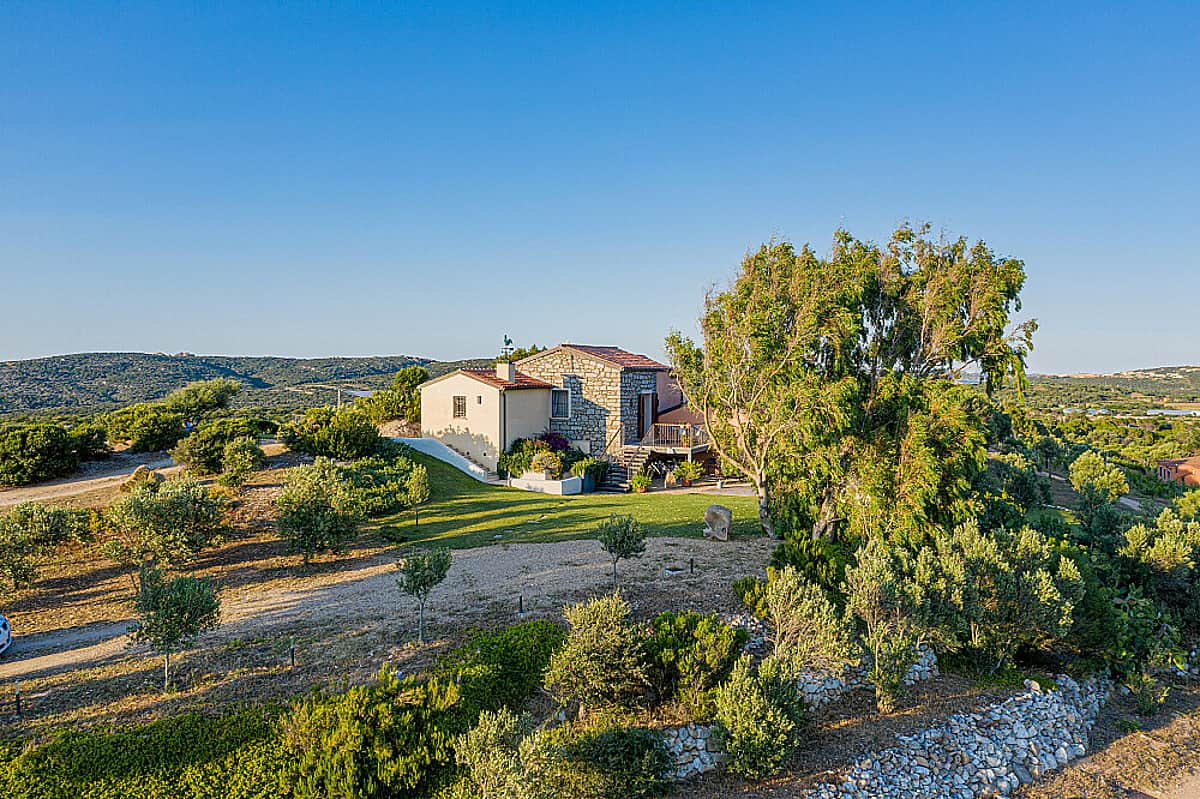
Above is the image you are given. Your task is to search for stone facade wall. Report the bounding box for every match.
[805,675,1111,799]
[518,349,623,456]
[518,348,661,455]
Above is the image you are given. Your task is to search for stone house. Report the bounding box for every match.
[418,344,704,477]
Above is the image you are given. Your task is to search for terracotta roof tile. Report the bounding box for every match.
[561,345,669,371]
[459,368,552,390]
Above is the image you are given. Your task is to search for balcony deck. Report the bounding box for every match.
[629,423,710,457]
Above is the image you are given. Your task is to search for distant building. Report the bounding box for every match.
[1157,456,1200,488]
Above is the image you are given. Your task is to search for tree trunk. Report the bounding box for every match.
[414,507,420,529]
[612,559,618,590]
[163,651,170,693]
[755,481,777,538]
[418,601,425,644]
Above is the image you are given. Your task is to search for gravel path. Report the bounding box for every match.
[0,453,177,507]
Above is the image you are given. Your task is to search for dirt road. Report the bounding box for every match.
[0,452,177,507]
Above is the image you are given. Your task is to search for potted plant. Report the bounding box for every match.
[530,451,563,480]
[672,460,705,487]
[630,472,652,493]
[570,457,609,492]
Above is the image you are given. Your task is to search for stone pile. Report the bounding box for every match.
[719,612,769,654]
[661,723,724,779]
[805,674,1111,799]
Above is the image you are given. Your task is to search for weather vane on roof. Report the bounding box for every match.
[501,334,514,358]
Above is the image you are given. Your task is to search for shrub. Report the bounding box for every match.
[545,594,646,717]
[281,621,563,799]
[103,476,227,570]
[172,418,260,475]
[452,708,533,799]
[4,501,92,547]
[219,436,267,487]
[712,656,805,778]
[338,448,415,515]
[0,706,286,799]
[1118,508,1200,617]
[71,422,111,461]
[0,519,38,589]
[276,458,364,565]
[497,438,547,479]
[358,366,428,424]
[407,464,432,527]
[596,514,646,589]
[529,450,563,478]
[163,378,242,417]
[104,403,188,452]
[763,566,857,676]
[642,611,747,718]
[536,429,571,452]
[0,423,79,486]
[768,535,853,598]
[571,726,672,798]
[279,407,380,459]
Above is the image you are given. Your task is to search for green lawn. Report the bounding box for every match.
[366,451,762,549]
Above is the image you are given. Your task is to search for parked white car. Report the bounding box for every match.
[0,614,11,656]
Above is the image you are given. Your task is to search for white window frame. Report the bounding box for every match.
[453,396,467,418]
[550,388,571,420]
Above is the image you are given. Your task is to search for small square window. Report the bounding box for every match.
[551,389,570,419]
[453,396,467,418]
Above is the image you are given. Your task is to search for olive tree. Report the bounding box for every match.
[397,547,451,643]
[276,458,364,566]
[544,593,646,717]
[763,566,857,675]
[595,514,646,589]
[406,464,431,529]
[103,476,226,577]
[130,564,221,692]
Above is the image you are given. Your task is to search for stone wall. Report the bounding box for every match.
[518,348,623,456]
[660,643,940,781]
[805,675,1111,798]
[620,370,659,444]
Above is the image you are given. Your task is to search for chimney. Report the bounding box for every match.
[496,361,516,382]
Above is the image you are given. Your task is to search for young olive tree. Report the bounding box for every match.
[130,564,220,692]
[218,435,267,488]
[397,547,451,643]
[596,514,646,590]
[406,464,431,529]
[276,458,364,566]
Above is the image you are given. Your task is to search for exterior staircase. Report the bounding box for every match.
[598,446,651,492]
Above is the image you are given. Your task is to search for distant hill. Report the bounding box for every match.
[0,352,491,418]
[1012,366,1200,413]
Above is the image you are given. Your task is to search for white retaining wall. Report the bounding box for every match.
[393,437,494,482]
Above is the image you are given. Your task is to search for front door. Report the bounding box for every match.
[637,392,656,440]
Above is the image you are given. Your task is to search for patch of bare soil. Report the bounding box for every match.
[1,520,774,734]
[688,677,1017,798]
[1018,681,1200,799]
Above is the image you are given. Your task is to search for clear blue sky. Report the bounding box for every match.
[2,2,1196,374]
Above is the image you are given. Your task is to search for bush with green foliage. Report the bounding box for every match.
[712,656,806,779]
[70,421,112,461]
[104,403,188,452]
[0,422,80,485]
[1118,507,1200,618]
[275,458,364,565]
[281,621,563,799]
[172,418,261,474]
[278,407,381,459]
[0,502,93,589]
[218,436,268,487]
[337,445,416,515]
[0,706,287,799]
[545,594,647,717]
[642,611,747,718]
[408,463,432,527]
[163,378,243,417]
[131,563,221,691]
[629,472,653,492]
[929,521,1084,673]
[768,536,854,599]
[762,566,857,676]
[103,476,227,570]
